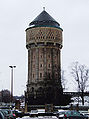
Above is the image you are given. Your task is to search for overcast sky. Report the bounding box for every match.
[0,0,89,96]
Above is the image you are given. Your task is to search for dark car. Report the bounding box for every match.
[57,110,88,119]
[12,110,24,118]
[0,111,5,119]
[0,109,9,119]
[8,110,16,119]
[0,109,16,119]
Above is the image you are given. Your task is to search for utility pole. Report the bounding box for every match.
[9,66,16,102]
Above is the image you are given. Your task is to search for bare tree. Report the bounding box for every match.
[71,61,89,105]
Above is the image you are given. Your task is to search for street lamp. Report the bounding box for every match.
[9,66,16,102]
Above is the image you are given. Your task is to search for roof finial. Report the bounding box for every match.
[43,7,45,11]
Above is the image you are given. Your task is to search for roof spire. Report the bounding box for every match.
[43,7,45,11]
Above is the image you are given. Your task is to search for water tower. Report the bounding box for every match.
[25,9,63,108]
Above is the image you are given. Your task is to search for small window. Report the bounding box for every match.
[33,74,34,78]
[48,73,51,78]
[34,56,35,59]
[32,87,34,92]
[40,64,42,67]
[40,73,42,78]
[56,73,58,77]
[40,55,42,58]
[49,64,50,68]
[48,55,50,58]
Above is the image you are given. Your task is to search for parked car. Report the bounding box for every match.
[0,111,5,119]
[12,110,24,118]
[0,109,16,119]
[57,110,88,119]
[0,109,9,119]
[8,110,16,119]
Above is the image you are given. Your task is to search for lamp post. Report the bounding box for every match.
[9,66,16,102]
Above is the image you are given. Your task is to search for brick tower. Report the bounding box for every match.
[25,9,63,108]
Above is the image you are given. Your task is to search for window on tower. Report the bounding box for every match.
[34,56,35,59]
[33,74,34,78]
[40,64,42,68]
[49,64,51,68]
[48,54,50,58]
[48,73,51,79]
[40,55,42,58]
[40,73,42,78]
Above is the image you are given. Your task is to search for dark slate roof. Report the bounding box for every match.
[29,10,60,27]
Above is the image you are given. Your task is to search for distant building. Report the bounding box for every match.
[25,9,64,109]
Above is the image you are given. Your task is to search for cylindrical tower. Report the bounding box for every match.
[25,9,63,107]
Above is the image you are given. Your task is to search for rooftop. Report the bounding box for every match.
[29,9,60,28]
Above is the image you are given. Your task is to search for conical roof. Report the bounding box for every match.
[29,10,60,27]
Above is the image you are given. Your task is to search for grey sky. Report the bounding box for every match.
[0,0,89,96]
